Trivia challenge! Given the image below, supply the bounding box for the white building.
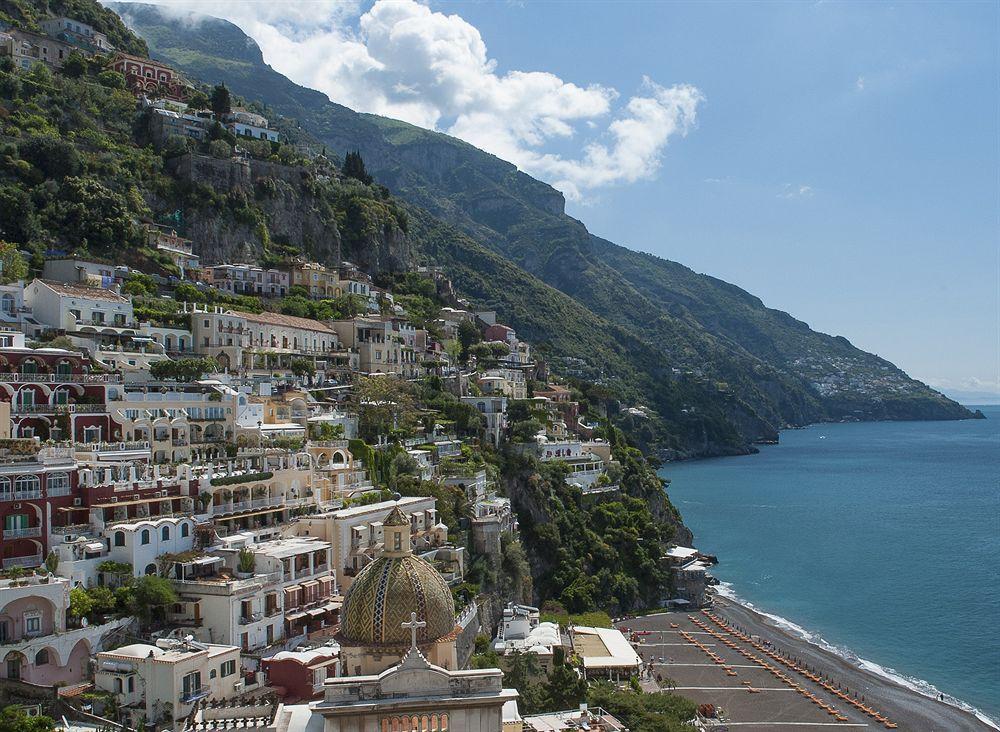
[105,515,197,578]
[492,604,561,674]
[95,639,242,728]
[24,279,135,339]
[460,396,508,446]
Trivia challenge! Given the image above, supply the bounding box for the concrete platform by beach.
[618,604,994,731]
[621,610,876,729]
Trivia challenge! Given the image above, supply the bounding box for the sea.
[661,405,1000,727]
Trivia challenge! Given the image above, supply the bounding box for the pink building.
[0,575,130,686]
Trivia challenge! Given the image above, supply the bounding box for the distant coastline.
[662,410,1000,724]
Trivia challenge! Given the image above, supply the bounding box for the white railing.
[3,554,41,568]
[3,527,40,539]
[0,373,121,383]
[11,404,106,414]
[46,485,71,497]
[0,490,43,500]
[75,441,150,453]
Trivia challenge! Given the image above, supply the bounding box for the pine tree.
[210,84,231,118]
[342,150,373,185]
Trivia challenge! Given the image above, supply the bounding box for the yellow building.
[287,261,343,299]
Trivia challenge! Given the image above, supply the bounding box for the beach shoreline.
[704,593,995,730]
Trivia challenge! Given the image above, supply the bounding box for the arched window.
[34,649,48,665]
[180,523,190,538]
[140,529,150,545]
[161,525,170,541]
[114,677,123,693]
[114,531,125,547]
[0,478,10,499]
[15,475,39,495]
[144,563,156,575]
[127,676,134,693]
[48,473,69,494]
[19,359,38,375]
[55,360,72,376]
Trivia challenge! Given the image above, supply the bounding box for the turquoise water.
[661,406,1000,724]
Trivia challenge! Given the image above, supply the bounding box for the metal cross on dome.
[401,611,426,651]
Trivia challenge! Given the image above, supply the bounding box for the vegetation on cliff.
[111,1,975,460]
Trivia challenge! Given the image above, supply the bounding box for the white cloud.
[855,75,865,91]
[118,0,702,200]
[778,183,814,199]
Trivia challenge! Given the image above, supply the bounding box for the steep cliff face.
[162,152,411,273]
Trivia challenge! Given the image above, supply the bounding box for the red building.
[0,441,78,570]
[108,52,187,101]
[0,338,120,443]
[262,648,338,702]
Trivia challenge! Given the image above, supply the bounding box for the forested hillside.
[107,3,974,454]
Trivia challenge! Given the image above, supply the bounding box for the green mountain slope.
[107,4,975,453]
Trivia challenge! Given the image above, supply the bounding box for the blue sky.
[140,0,999,402]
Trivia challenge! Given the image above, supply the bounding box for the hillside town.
[0,9,952,732]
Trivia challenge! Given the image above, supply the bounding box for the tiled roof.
[38,280,129,303]
[232,310,334,334]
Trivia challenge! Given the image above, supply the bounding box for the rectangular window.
[25,616,40,634]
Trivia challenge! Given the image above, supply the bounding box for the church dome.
[340,506,456,646]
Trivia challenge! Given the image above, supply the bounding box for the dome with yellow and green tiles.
[339,504,455,646]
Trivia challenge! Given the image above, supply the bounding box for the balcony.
[179,685,210,704]
[3,527,40,539]
[0,373,121,384]
[2,554,42,569]
[10,403,106,415]
[46,485,71,497]
[240,612,263,625]
[74,441,150,453]
[0,491,43,501]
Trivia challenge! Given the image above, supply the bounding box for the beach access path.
[616,600,993,731]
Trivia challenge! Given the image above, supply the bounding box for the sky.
[131,0,999,403]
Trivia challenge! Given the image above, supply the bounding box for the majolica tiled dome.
[340,506,455,646]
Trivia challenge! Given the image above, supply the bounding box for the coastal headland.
[618,600,994,731]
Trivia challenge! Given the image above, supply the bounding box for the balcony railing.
[75,441,150,453]
[47,485,72,497]
[0,491,43,501]
[11,403,107,414]
[0,373,121,383]
[179,685,210,704]
[3,526,41,539]
[239,612,263,624]
[2,554,41,569]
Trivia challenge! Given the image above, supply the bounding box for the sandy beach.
[616,598,994,731]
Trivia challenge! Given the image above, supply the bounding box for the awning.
[301,580,319,589]
[85,542,105,552]
[188,556,224,566]
[306,607,327,617]
[286,611,307,621]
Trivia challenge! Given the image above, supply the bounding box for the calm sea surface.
[661,406,1000,723]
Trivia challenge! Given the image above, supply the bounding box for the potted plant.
[236,547,256,578]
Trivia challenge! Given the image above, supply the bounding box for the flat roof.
[251,536,331,559]
[319,496,431,520]
[573,626,641,670]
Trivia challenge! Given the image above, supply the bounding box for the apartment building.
[95,639,242,728]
